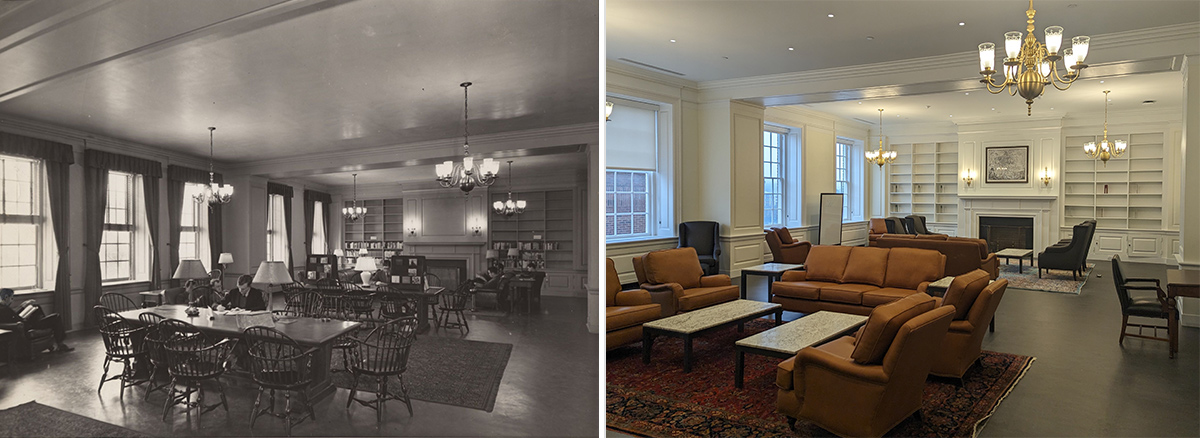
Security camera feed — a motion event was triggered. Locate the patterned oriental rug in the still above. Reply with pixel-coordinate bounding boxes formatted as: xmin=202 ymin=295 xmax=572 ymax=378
xmin=607 ymin=318 xmax=1034 ymax=438
xmin=998 ymin=263 xmax=1094 ymax=294
xmin=0 ymin=401 xmax=153 ymax=437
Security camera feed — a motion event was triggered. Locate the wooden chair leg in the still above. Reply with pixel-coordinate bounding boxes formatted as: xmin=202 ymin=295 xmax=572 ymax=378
xmin=1119 ymin=314 xmax=1129 ymax=345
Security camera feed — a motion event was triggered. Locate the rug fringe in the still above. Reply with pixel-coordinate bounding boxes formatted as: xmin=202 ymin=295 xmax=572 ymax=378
xmin=970 ymin=356 xmax=1037 ymax=438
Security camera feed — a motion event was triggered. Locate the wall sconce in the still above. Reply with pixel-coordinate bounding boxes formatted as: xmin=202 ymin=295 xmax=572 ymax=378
xmin=471 ymin=225 xmax=482 ymax=235
xmin=1040 ymin=167 xmax=1053 ymax=186
xmin=407 ymin=227 xmax=416 ymax=236
xmin=961 ymin=169 xmax=975 ymax=187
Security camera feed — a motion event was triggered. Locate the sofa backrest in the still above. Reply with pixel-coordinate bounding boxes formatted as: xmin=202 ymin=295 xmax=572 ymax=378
xmin=883 ymin=247 xmax=946 ymax=289
xmin=804 ymin=245 xmax=853 ymax=282
xmin=851 ymin=292 xmax=937 ymax=364
xmin=842 ymin=247 xmax=890 ymax=287
xmin=640 ymin=247 xmax=704 ymax=289
xmin=606 ymin=258 xmax=620 ymax=307
xmin=877 ymin=237 xmax=984 ymax=277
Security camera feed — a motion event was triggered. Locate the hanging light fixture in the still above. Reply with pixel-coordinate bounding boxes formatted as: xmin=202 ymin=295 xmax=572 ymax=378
xmin=493 ymin=161 xmax=526 ymax=216
xmin=343 ymin=173 xmax=366 ymax=222
xmin=1083 ymin=90 xmax=1126 ymax=166
xmin=435 ymin=82 xmax=499 ymax=193
xmin=605 ymin=101 xmax=614 ymax=121
xmin=865 ymin=109 xmax=897 ymax=168
xmin=977 ymin=0 xmax=1090 ymax=116
xmin=193 ymin=127 xmax=234 ymax=205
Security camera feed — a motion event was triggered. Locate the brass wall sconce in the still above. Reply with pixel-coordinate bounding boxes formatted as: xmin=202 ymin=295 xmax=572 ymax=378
xmin=471 ymin=225 xmax=482 ymax=235
xmin=407 ymin=227 xmax=416 ymax=236
xmin=961 ymin=169 xmax=976 ymax=187
xmin=1040 ymin=167 xmax=1053 ymax=186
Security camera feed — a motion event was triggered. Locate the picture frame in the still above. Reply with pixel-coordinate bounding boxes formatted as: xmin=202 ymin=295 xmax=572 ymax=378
xmin=985 ymin=145 xmax=1029 ymax=183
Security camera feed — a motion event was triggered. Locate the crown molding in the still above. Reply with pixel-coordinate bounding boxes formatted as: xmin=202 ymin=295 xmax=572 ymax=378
xmin=607 ymin=60 xmax=700 ymax=91
xmin=0 ymin=113 xmax=216 ymax=170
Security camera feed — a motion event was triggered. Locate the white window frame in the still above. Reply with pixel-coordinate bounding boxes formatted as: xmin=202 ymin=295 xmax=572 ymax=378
xmin=0 ymin=155 xmax=43 ymax=290
xmin=606 ymin=169 xmax=654 ymax=239
xmin=835 ymin=137 xmax=865 ymax=222
xmin=267 ymin=193 xmax=289 ymax=268
xmin=179 ymin=183 xmax=211 ymax=270
xmin=604 ymin=95 xmax=675 ymax=243
xmin=101 ymin=171 xmax=137 ymax=283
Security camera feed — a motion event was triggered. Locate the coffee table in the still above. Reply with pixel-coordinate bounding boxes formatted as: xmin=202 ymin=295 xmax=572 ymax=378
xmin=996 ymin=248 xmax=1034 ymax=273
xmin=642 ymin=300 xmax=783 ymax=372
xmin=740 ymin=263 xmax=804 ymax=299
xmin=733 ymin=311 xmax=867 ymax=388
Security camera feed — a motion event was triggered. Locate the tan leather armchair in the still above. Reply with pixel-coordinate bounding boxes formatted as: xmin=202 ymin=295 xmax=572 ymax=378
xmin=764 ymin=227 xmax=812 ymax=264
xmin=606 ymin=258 xmax=661 ymax=350
xmin=633 ymin=247 xmax=739 ymax=317
xmin=776 ymin=293 xmax=955 ymax=437
xmin=925 ymin=270 xmax=1008 ymax=378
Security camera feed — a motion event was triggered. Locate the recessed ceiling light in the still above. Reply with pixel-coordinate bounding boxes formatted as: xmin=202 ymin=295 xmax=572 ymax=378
xmin=858 ymin=101 xmax=863 ymax=104
xmin=949 ymin=115 xmax=953 ymax=117
xmin=896 ymin=114 xmax=901 ymax=117
xmin=1068 ymin=3 xmax=1078 ymax=7
xmin=959 ymin=22 xmax=965 ymax=26
xmin=788 ymin=47 xmax=794 ymax=51
xmin=1099 ymin=80 xmax=1104 ymax=83
xmin=670 ymin=39 xmax=677 ymax=43
xmin=991 ymin=108 xmax=995 ymax=111
xmin=828 ymin=14 xmax=834 ymax=18
xmin=866 ymin=36 xmax=875 ymax=41
xmin=965 ymin=92 xmax=970 ymax=95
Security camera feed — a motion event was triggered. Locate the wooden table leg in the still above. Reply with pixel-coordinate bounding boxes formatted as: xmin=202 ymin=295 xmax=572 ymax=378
xmin=775 ymin=310 xmax=782 ymax=326
xmin=683 ymin=336 xmax=693 ymax=373
xmin=735 ymin=351 xmax=745 ymax=388
xmin=740 ymin=274 xmax=748 ymax=299
xmin=1169 ymin=303 xmax=1179 ymax=359
xmin=642 ymin=331 xmax=653 ymax=364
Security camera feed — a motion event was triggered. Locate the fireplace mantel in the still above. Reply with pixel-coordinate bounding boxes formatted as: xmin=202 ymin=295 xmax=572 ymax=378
xmin=959 ymin=196 xmax=1059 ymax=254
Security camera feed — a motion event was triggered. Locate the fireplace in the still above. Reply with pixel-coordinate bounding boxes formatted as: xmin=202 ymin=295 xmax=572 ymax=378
xmin=425 ymin=259 xmax=467 ymax=291
xmin=979 ymin=217 xmax=1034 ymax=254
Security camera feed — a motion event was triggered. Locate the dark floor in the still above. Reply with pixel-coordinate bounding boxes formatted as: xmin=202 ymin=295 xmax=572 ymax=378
xmin=607 ymin=260 xmax=1200 ymax=437
xmin=0 ymin=296 xmax=599 ymax=437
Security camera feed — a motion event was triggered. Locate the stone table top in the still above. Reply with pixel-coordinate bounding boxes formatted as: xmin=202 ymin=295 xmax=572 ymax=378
xmin=736 ymin=311 xmax=868 ymax=355
xmin=927 ymin=276 xmax=955 ymax=290
xmin=996 ymin=248 xmax=1033 ymax=257
xmin=644 ymin=300 xmax=781 ymax=334
xmin=742 ymin=263 xmax=804 ymax=274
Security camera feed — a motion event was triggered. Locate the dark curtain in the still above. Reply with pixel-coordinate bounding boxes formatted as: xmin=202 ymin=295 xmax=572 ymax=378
xmin=84 ymin=149 xmax=162 ymax=178
xmin=142 ymin=174 xmax=161 ymax=288
xmin=0 ymin=135 xmax=76 ymax=327
xmin=82 ymin=165 xmax=108 ymax=327
xmin=304 ymin=194 xmax=315 ymax=255
xmin=303 ymin=190 xmax=331 ymax=255
xmin=268 ymin=183 xmax=294 ymax=269
xmin=168 ymin=165 xmax=222 ymax=279
xmin=166 ymin=177 xmax=185 ymax=286
xmin=209 ymin=173 xmax=224 ymax=274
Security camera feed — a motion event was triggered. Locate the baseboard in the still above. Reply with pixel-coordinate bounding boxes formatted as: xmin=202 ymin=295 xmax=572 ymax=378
xmin=1182 ymin=312 xmax=1199 ymax=328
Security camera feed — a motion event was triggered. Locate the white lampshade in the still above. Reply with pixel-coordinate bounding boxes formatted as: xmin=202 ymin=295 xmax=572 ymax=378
xmin=463 ymin=155 xmax=474 ymax=170
xmin=1038 ymin=60 xmax=1051 ymax=77
xmin=1004 ymin=31 xmax=1022 ymax=59
xmin=333 ymin=249 xmax=344 ymax=257
xmin=507 ymin=248 xmax=520 ymax=257
xmin=1114 ymin=138 xmax=1128 ymax=153
xmin=978 ymin=42 xmax=995 ymax=71
xmin=218 ymin=252 xmax=234 ymax=264
xmin=493 ymin=200 xmax=503 ymax=210
xmin=486 ymin=249 xmax=499 ymax=259
xmin=436 ymin=161 xmax=454 ymax=178
xmin=605 ymin=101 xmax=614 ymax=119
xmin=354 ymin=257 xmax=378 ymax=272
xmin=1071 ymin=36 xmax=1089 ymax=62
xmin=1063 ymin=48 xmax=1078 ymax=67
xmin=252 ymin=261 xmax=293 ymax=285
xmin=515 ymin=199 xmax=527 ymax=209
xmin=173 ymin=259 xmax=210 ymax=280
xmin=505 ymin=199 xmax=515 ymax=209
xmin=1044 ymin=26 xmax=1063 ymax=54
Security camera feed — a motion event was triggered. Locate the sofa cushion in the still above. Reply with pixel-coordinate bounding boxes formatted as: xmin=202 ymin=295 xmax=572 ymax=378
xmin=643 ymin=247 xmax=704 ymax=289
xmin=916 ymin=234 xmax=949 ymax=240
xmin=776 ymin=227 xmax=795 ymax=244
xmin=606 ymin=304 xmax=661 ymax=331
xmin=842 ymin=247 xmax=890 ymax=287
xmin=941 ymin=269 xmax=991 ymax=320
xmin=884 ymin=247 xmax=945 ymax=290
xmin=816 ymin=334 xmax=857 ymax=359
xmin=819 ymin=283 xmax=879 ymax=305
xmin=677 ymin=285 xmax=739 ymax=312
xmin=861 ymin=287 xmax=919 ymax=307
xmin=850 ymin=293 xmax=936 ymax=364
xmin=805 ymin=245 xmax=853 ymax=282
xmin=771 ymin=281 xmax=836 ymax=300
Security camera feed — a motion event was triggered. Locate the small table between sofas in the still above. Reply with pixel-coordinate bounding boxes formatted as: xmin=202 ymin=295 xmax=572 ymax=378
xmin=1166 ymin=269 xmax=1199 ymax=359
xmin=996 ymin=248 xmax=1034 ymax=273
xmin=733 ymin=311 xmax=867 ymax=388
xmin=739 ymin=263 xmax=804 ymax=299
xmin=642 ymin=300 xmax=782 ymax=372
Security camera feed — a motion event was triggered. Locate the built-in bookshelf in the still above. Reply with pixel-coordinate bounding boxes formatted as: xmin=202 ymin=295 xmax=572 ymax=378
xmin=489 ymin=189 xmax=575 ymax=271
xmin=1062 ymin=133 xmax=1164 ymax=230
xmin=888 ymin=142 xmax=958 ymax=224
xmin=342 ymin=198 xmax=404 ymax=255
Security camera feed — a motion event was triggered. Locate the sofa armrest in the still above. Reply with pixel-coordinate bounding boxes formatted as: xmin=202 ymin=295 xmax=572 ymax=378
xmin=780 ymin=270 xmax=807 ymax=282
xmin=0 ymin=321 xmax=25 ymax=335
xmin=795 ymin=346 xmax=890 ymax=391
xmin=916 ymin=281 xmax=932 ymax=292
xmin=981 ymin=254 xmax=999 ymax=279
xmin=1041 ymin=244 xmax=1073 ymax=255
xmin=700 ymin=275 xmax=732 ymax=287
xmin=643 ymin=283 xmax=684 ymax=316
xmin=614 ymin=289 xmax=653 ymax=306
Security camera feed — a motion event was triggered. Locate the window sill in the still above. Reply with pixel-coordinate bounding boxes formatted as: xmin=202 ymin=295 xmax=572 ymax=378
xmin=12 ymin=288 xmax=53 ymax=296
xmin=606 ymin=236 xmax=677 ymax=248
xmin=102 ymin=280 xmax=151 ymax=289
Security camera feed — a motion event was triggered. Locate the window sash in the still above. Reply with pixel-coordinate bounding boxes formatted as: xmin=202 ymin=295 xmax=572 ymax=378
xmin=835 ymin=141 xmax=852 ymax=220
xmin=764 ymin=130 xmax=786 ymax=227
xmin=0 ymin=155 xmax=42 ymax=289
xmin=605 ymin=169 xmax=652 ymax=239
xmin=100 ymin=171 xmax=137 ymax=283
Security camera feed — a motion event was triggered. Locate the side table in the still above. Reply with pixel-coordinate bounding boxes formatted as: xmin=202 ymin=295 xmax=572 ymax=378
xmin=740 ymin=263 xmax=804 ymax=300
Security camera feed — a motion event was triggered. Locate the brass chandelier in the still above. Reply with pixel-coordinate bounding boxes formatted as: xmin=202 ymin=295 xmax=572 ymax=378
xmin=193 ymin=127 xmax=234 ymax=205
xmin=435 ymin=82 xmax=499 ymax=193
xmin=977 ymin=0 xmax=1090 ymax=116
xmin=1083 ymin=90 xmax=1126 ymax=166
xmin=865 ymin=108 xmax=896 ymax=168
xmin=343 ymin=173 xmax=366 ymax=222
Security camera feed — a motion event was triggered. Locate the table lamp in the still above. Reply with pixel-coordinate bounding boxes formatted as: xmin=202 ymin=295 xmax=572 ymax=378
xmin=354 ymin=256 xmax=378 ymax=285
xmin=173 ymin=259 xmax=211 ymax=316
xmin=217 ymin=252 xmax=234 ymax=275
xmin=486 ymin=249 xmax=499 ymax=260
xmin=252 ymin=260 xmax=293 ymax=312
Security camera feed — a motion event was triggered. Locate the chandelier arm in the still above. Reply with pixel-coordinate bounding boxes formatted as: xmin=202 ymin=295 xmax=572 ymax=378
xmin=981 ymin=77 xmax=1008 ymax=94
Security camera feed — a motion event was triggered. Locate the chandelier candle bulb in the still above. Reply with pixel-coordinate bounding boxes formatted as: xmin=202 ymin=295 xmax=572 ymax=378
xmin=1004 ymin=32 xmax=1022 ymax=59
xmin=978 ymin=43 xmax=995 ymax=71
xmin=1071 ymin=36 xmax=1089 ymax=63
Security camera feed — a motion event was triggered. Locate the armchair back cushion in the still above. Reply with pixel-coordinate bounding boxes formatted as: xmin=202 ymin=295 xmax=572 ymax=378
xmin=804 ymin=246 xmax=853 ymax=283
xmin=884 ymin=248 xmax=946 ymax=289
xmin=851 ymin=292 xmax=936 ymax=364
xmin=941 ymin=269 xmax=991 ymax=320
xmin=869 ymin=218 xmax=888 ymax=234
xmin=679 ymin=221 xmax=719 ymax=256
xmin=641 ymin=247 xmax=704 ymax=289
xmin=842 ymin=247 xmax=890 ymax=287
xmin=775 ymin=227 xmax=795 ymax=244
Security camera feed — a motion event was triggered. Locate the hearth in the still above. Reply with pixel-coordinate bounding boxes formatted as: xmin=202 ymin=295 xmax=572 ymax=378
xmin=979 ymin=217 xmax=1034 ymax=254
xmin=426 ymin=259 xmax=467 ymax=291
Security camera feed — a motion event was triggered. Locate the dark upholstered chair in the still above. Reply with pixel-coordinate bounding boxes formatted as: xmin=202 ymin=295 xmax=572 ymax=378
xmin=1038 ymin=220 xmax=1095 ymax=279
xmin=884 ymin=217 xmax=910 ymax=235
xmin=678 ymin=221 xmax=721 ymax=275
xmin=1111 ymin=255 xmax=1175 ymax=350
xmin=904 ymin=215 xmax=932 ymax=235
xmin=764 ymin=228 xmax=812 ymax=264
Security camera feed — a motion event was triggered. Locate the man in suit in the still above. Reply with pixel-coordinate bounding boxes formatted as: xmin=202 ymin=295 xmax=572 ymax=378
xmin=0 ymin=288 xmax=72 ymax=353
xmin=218 ymin=274 xmax=267 ymax=311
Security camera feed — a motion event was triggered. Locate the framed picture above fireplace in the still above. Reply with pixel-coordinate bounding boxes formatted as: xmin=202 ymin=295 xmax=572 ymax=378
xmin=985 ymin=145 xmax=1028 ymax=183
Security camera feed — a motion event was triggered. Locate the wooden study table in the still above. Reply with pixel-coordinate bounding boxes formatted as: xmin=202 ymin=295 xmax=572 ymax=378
xmin=117 ymin=305 xmax=361 ymax=401
xmin=359 ymin=285 xmax=444 ymax=333
xmin=1166 ymin=269 xmax=1199 ymax=359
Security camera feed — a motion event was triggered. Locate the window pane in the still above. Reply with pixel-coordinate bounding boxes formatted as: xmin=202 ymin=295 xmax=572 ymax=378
xmin=632 ymin=214 xmax=647 ymax=234
xmin=632 ymin=194 xmax=646 ymax=213
xmin=631 ymin=173 xmax=647 ymax=192
xmin=615 ymin=193 xmax=632 ymax=213
xmin=605 ymin=171 xmax=615 ymax=192
xmin=605 ymin=194 xmax=614 ymax=214
xmin=615 ymin=215 xmax=631 ymax=235
xmin=605 ymin=215 xmax=615 ymax=236
xmin=615 ymin=172 xmax=631 ymax=192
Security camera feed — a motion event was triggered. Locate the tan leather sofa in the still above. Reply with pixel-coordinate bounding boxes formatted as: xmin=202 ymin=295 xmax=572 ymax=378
xmin=776 ymin=293 xmax=955 ymax=437
xmin=927 ymin=270 xmax=1009 ymax=378
xmin=764 ymin=227 xmax=812 ymax=264
xmin=770 ymin=245 xmax=946 ymax=315
xmin=633 ymin=247 xmax=739 ymax=317
xmin=874 ymin=234 xmax=999 ymax=279
xmin=605 ymin=258 xmax=661 ymax=350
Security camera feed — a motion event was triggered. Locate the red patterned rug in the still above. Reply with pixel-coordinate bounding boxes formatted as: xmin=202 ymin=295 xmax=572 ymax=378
xmin=607 ymin=318 xmax=1034 ymax=438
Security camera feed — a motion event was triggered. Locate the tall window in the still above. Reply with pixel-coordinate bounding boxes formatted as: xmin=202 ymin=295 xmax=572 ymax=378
xmin=312 ymin=201 xmax=327 ymax=254
xmin=266 ymin=193 xmax=288 ymax=268
xmin=763 ymin=130 xmax=785 ymax=227
xmin=0 ymin=155 xmax=41 ymax=289
xmin=179 ymin=183 xmax=210 ymax=268
xmin=606 ymin=170 xmax=652 ymax=238
xmin=835 ymin=140 xmax=851 ymax=220
xmin=101 ymin=171 xmax=135 ymax=282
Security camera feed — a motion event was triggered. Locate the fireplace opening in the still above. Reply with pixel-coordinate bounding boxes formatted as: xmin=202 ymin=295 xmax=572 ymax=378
xmin=979 ymin=217 xmax=1034 ymax=254
xmin=425 ymin=259 xmax=467 ymax=291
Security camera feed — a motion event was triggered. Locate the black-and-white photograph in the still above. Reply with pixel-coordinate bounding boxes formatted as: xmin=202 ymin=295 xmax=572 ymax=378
xmin=985 ymin=145 xmax=1029 ymax=183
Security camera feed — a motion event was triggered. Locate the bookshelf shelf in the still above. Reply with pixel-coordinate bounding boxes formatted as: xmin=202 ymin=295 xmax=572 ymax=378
xmin=889 ymin=142 xmax=957 ymax=223
xmin=1062 ymin=133 xmax=1165 ymax=230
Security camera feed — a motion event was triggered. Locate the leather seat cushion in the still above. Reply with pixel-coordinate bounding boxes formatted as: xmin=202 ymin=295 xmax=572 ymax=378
xmin=771 ymin=281 xmax=838 ymax=300
xmin=1127 ymin=298 xmax=1171 ymax=318
xmin=941 ymin=270 xmax=991 ymax=320
xmin=850 ymin=293 xmax=936 ymax=364
xmin=819 ymin=283 xmax=879 ymax=305
xmin=842 ymin=247 xmax=890 ymax=287
xmin=805 ymin=246 xmax=853 ymax=282
xmin=815 ymin=334 xmax=856 ymax=359
xmin=861 ymin=287 xmax=918 ymax=307
xmin=606 ymin=304 xmax=661 ymax=331
xmin=644 ymin=248 xmax=704 ymax=288
xmin=678 ymin=286 xmax=739 ymax=311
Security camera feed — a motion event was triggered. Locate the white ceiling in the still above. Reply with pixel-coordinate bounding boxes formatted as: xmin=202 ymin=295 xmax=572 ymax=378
xmin=0 ymin=0 xmax=597 ymax=184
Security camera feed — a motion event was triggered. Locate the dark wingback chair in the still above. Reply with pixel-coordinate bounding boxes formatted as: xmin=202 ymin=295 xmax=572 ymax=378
xmin=884 ymin=217 xmax=910 ymax=235
xmin=1111 ymin=255 xmax=1175 ymax=350
xmin=1038 ymin=220 xmax=1095 ymax=279
xmin=904 ymin=215 xmax=932 ymax=235
xmin=678 ymin=221 xmax=721 ymax=275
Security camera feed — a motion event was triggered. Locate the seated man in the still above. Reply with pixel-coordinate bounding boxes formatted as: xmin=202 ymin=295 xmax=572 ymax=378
xmin=0 ymin=288 xmax=72 ymax=353
xmin=217 ymin=275 xmax=268 ymax=311
xmin=163 ymin=279 xmax=198 ymax=305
